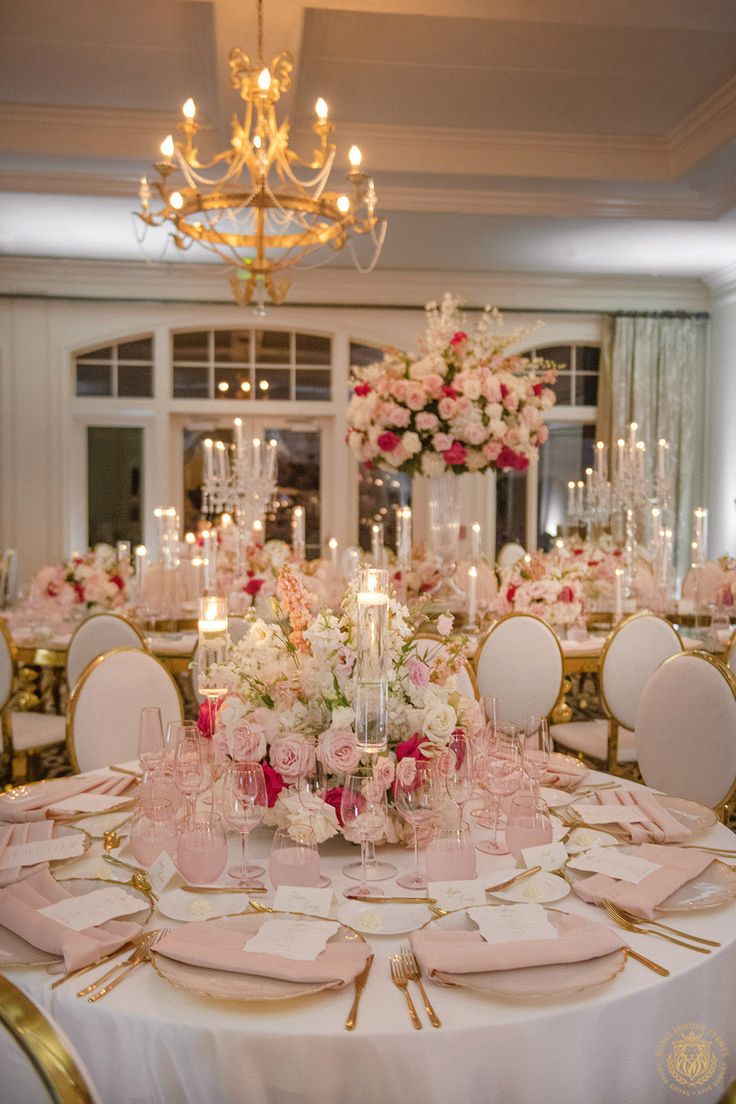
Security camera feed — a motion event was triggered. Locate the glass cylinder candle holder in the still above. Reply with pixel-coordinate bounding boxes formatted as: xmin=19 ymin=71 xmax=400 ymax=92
xmin=396 ymin=508 xmax=412 ymax=567
xmin=198 ymin=596 xmax=229 ymax=699
xmin=291 ymin=506 xmax=306 ymax=562
xmin=355 ymin=567 xmax=390 ymax=754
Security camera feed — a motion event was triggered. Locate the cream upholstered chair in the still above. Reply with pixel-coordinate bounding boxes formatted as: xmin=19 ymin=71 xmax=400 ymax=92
xmin=67 ymin=647 xmax=183 ymax=773
xmin=551 ymin=611 xmax=682 ymax=773
xmin=412 ymin=635 xmax=478 ymax=700
xmin=0 ymin=619 xmax=65 ymax=784
xmin=66 ymin=612 xmax=148 ymax=692
xmin=0 ymin=974 xmax=101 ymax=1104
xmin=473 ymin=613 xmax=563 ymax=726
xmin=497 ymin=542 xmax=526 ymax=571
xmin=636 ymin=651 xmax=736 ymax=818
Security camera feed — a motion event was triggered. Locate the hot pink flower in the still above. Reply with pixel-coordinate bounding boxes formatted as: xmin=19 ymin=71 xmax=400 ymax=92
xmin=443 ymin=441 xmax=467 ymax=466
xmin=449 ymin=331 xmax=467 ymax=346
xmin=263 ymin=763 xmax=285 ymax=808
xmin=197 ymin=698 xmax=222 ymax=740
xmin=244 ymin=577 xmax=264 ymax=596
xmin=395 ymin=733 xmax=429 ymax=761
xmin=377 ymin=431 xmax=401 ymax=452
xmin=354 ymin=382 xmax=371 ymax=396
xmin=558 ymin=586 xmax=575 ymax=603
xmin=324 ymin=786 xmax=347 ymax=826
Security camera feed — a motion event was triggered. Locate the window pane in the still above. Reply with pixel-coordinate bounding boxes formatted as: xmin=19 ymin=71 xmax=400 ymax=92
xmin=577 ymin=345 xmax=600 ymax=373
xmin=496 ymin=470 xmax=527 ymax=549
xmin=537 ymin=422 xmax=596 ymax=545
xmin=350 ymin=341 xmax=385 ymax=368
xmin=255 ymin=330 xmax=290 ymax=365
xmin=87 ymin=427 xmax=142 ymax=546
xmin=173 ymin=331 xmax=208 ymax=362
xmin=77 ymin=346 xmax=113 ymax=362
xmin=173 ymin=364 xmax=209 ymax=399
xmin=76 ymin=363 xmax=112 ymax=397
xmin=215 ymin=367 xmax=253 ymax=399
xmin=118 ymin=364 xmax=153 ymax=398
xmin=535 ymin=345 xmax=572 ymax=372
xmin=576 ymin=374 xmax=599 ymax=406
xmin=265 ymin=429 xmax=321 ymax=557
xmin=214 ymin=330 xmax=250 ymax=364
xmin=295 ymin=333 xmax=331 ymax=365
xmin=255 ymin=368 xmax=290 ymax=400
xmin=118 ymin=338 xmax=153 ymax=361
xmin=295 ymin=368 xmax=331 ymax=401
xmin=552 ymin=373 xmax=572 ymax=405
xmin=359 ymin=467 xmax=411 ymax=553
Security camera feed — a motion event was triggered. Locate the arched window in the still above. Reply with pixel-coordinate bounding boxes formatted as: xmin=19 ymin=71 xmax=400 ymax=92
xmin=75 ymin=336 xmax=153 ymax=398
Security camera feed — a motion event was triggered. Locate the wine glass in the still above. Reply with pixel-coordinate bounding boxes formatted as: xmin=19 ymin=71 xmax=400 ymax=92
xmin=129 ymin=796 xmax=178 ymax=867
xmin=340 ymin=769 xmax=388 ymax=899
xmin=172 ymin=724 xmax=210 ymax=828
xmin=523 ymin=714 xmax=552 ymax=794
xmin=269 ymin=825 xmax=321 ymax=889
xmin=441 ymin=730 xmax=474 ymax=827
xmin=220 ymin=762 xmax=267 ymax=886
xmin=295 ymin=762 xmax=331 ymax=887
xmin=394 ymin=758 xmax=436 ymax=890
xmin=138 ymin=707 xmax=164 ymax=776
xmin=476 ymin=725 xmax=522 ymax=855
xmin=177 ymin=815 xmax=228 ymax=885
xmin=471 ymin=695 xmax=498 ymax=824
xmin=505 ymin=794 xmax=553 ymax=860
xmin=426 ymin=821 xmax=476 ymax=881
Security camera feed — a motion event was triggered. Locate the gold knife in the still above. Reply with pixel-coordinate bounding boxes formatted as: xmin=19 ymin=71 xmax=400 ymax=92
xmin=351 ymin=895 xmax=437 ymax=905
xmin=345 ymin=955 xmax=373 ymax=1030
xmin=485 ymin=865 xmax=542 ymax=894
xmin=180 ymin=884 xmax=268 ymax=894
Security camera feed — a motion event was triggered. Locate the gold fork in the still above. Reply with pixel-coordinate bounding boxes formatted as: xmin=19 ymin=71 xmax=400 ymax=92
xmin=51 ymin=933 xmax=149 ymax=990
xmin=609 ymin=904 xmax=720 ymax=947
xmin=86 ymin=930 xmax=169 ymax=1002
xmin=601 ymin=900 xmax=710 ymax=954
xmin=389 ymin=955 xmax=422 ymax=1029
xmin=77 ymin=931 xmax=160 ymax=997
xmin=400 ymin=944 xmax=440 ymax=1028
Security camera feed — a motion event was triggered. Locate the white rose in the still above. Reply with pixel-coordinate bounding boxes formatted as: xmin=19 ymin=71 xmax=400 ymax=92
xmin=331 ymin=704 xmax=355 ymax=729
xmin=421 ymin=452 xmax=446 ymax=477
xmin=421 ymin=699 xmax=457 ymax=741
xmin=402 ymin=431 xmax=422 ymax=455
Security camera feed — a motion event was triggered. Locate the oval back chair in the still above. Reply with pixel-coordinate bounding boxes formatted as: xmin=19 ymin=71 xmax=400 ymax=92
xmin=67 ymin=613 xmax=147 ymax=693
xmin=473 ymin=613 xmax=563 ymax=727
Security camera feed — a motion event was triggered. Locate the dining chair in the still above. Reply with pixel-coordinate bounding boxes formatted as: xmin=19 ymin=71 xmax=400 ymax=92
xmin=412 ymin=634 xmax=479 ymax=700
xmin=67 ymin=612 xmax=148 ymax=692
xmin=550 ymin=611 xmax=682 ymax=774
xmin=635 ymin=651 xmax=736 ymax=820
xmin=66 ymin=647 xmax=183 ymax=772
xmin=0 ymin=618 xmax=66 ymax=785
xmin=473 ymin=612 xmax=563 ymax=726
xmin=497 ymin=542 xmax=526 ymax=571
xmin=0 ymin=974 xmax=102 ymax=1104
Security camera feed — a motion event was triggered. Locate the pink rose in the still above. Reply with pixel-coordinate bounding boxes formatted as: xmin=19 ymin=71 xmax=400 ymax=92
xmin=269 ymin=733 xmax=316 ymax=782
xmin=443 ymin=441 xmax=467 ymax=466
xmin=483 ymin=440 xmax=502 ymax=462
xmin=464 ymin=422 xmax=488 ymax=446
xmin=373 ymin=756 xmax=395 ymax=789
xmin=406 ymin=655 xmax=430 ymax=688
xmin=391 ymin=379 xmax=409 ymax=402
xmin=432 ymin=432 xmax=453 ymax=453
xmin=318 ymin=727 xmax=361 ymax=774
xmin=559 ymin=586 xmax=574 ymax=603
xmin=422 ymin=374 xmax=444 ymax=398
xmin=377 ymin=431 xmax=401 ymax=452
xmin=415 ymin=411 xmax=439 ymax=432
xmin=438 ymin=397 xmax=457 ymax=420
xmin=406 ymin=385 xmax=426 ymax=411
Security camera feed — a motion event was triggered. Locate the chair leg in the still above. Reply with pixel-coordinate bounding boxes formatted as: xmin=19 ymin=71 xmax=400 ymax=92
xmin=606 ymin=719 xmax=621 ymax=776
xmin=11 ymin=749 xmax=29 ymax=786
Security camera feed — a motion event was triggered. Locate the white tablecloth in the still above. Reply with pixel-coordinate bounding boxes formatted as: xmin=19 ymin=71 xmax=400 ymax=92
xmin=6 ymin=772 xmax=736 ymax=1104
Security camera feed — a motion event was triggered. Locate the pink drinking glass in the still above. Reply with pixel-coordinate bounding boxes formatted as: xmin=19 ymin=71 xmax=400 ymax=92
xmin=505 ymin=795 xmax=553 ymax=860
xmin=426 ymin=821 xmax=477 ymax=881
xmin=176 ymin=816 xmax=228 ymax=885
xmin=268 ymin=825 xmax=321 ymax=889
xmin=129 ymin=797 xmax=178 ymax=868
xmin=476 ymin=726 xmax=522 ymax=855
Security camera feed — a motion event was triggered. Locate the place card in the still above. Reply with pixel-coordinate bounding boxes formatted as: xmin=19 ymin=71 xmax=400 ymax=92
xmin=48 ymin=794 xmax=130 ymax=815
xmin=571 ymin=803 xmax=648 ymax=825
xmin=245 ymin=918 xmax=340 ymax=961
xmin=148 ymin=851 xmax=178 ymax=896
xmin=273 ymin=885 xmax=334 ymax=917
xmin=0 ymin=834 xmax=86 ymax=869
xmin=468 ymin=903 xmax=557 ymax=944
xmin=520 ymin=840 xmax=568 ymax=872
xmin=39 ymin=887 xmax=143 ymax=931
xmin=567 ymin=846 xmax=661 ymax=884
xmin=428 ymin=879 xmax=487 ymax=910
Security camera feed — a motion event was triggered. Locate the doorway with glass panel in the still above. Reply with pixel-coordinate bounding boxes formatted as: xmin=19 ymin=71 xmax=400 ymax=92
xmin=180 ymin=416 xmax=329 ymax=559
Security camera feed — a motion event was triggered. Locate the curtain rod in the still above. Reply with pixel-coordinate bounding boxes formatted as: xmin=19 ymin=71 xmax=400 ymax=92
xmin=0 ymin=293 xmax=710 ymax=318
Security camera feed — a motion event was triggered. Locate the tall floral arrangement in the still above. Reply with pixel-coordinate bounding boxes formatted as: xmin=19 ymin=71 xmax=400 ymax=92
xmin=347 ymin=294 xmax=557 ymax=477
xmin=30 ymin=544 xmax=128 ymax=614
xmin=204 ymin=565 xmax=482 ymax=842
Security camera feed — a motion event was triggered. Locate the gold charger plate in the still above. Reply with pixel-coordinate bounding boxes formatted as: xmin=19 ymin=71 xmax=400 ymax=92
xmin=562 ymin=793 xmax=716 ymax=839
xmin=151 ymin=910 xmax=366 ymax=1003
xmin=422 ymin=906 xmax=626 ymax=999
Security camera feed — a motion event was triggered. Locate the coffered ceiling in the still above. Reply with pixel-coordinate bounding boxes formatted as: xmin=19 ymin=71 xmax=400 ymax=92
xmin=1 ymin=0 xmax=735 ymax=281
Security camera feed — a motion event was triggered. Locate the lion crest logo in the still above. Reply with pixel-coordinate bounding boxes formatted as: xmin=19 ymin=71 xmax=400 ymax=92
xmin=657 ymin=1023 xmax=728 ymax=1096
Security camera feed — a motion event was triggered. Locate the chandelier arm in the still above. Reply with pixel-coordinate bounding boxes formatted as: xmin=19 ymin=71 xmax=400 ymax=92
xmin=276 ymin=151 xmax=335 ymax=193
xmin=345 ymin=220 xmax=388 ymax=274
xmin=175 ymin=150 xmax=247 ymax=191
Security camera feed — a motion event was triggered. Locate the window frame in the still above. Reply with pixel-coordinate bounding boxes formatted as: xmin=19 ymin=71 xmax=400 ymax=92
xmin=74 ymin=335 xmax=154 ymax=400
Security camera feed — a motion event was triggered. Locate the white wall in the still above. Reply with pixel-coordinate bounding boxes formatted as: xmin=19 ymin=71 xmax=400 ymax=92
xmin=0 ymin=257 xmax=711 ymax=582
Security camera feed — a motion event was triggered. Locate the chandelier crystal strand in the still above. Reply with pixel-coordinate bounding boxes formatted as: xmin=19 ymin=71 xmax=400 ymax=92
xmin=135 ymin=0 xmax=385 ymax=309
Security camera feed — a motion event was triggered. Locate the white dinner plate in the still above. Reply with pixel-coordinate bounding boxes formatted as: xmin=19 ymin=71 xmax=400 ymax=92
xmin=562 ymin=793 xmax=717 ymax=840
xmin=158 ymin=886 xmax=254 ymax=923
xmin=336 ymin=900 xmax=430 ymax=935
xmin=564 ymin=827 xmax=620 ymax=854
xmin=490 ymin=871 xmax=570 ymax=904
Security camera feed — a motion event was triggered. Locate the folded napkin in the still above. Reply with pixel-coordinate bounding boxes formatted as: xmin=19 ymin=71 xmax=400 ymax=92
xmin=409 ymin=911 xmax=624 ymax=981
xmin=155 ymin=919 xmax=371 ymax=988
xmin=0 ymin=772 xmax=131 ymax=823
xmin=542 ymin=754 xmax=589 ymax=791
xmin=571 ymin=844 xmax=715 ymax=920
xmin=0 ymin=821 xmax=55 ymax=887
xmin=571 ymin=790 xmax=691 ymax=844
xmin=0 ymin=869 xmax=143 ymax=971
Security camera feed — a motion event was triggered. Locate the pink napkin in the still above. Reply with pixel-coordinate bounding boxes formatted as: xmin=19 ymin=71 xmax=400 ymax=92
xmin=571 ymin=844 xmax=715 ymax=920
xmin=409 ymin=911 xmax=624 ymax=980
xmin=572 ymin=790 xmax=691 ymax=844
xmin=0 ymin=869 xmax=143 ymax=970
xmin=0 ymin=772 xmax=131 ymax=823
xmin=155 ymin=919 xmax=371 ymax=987
xmin=0 ymin=821 xmax=55 ymax=886
xmin=543 ymin=753 xmax=589 ymax=791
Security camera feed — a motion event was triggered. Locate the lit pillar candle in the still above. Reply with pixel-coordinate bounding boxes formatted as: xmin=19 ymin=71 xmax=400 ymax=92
xmin=328 ymin=536 xmax=338 ymax=570
xmin=628 ymin=421 xmax=638 ymax=450
xmin=471 ymin=521 xmax=481 ymax=560
xmin=371 ymin=521 xmax=384 ymax=566
xmin=396 ymin=508 xmax=412 ymax=566
xmin=657 ymin=438 xmax=668 ymax=488
xmin=191 ymin=556 xmax=203 ymax=597
xmin=636 ymin=441 xmax=646 ymax=480
xmin=135 ymin=544 xmax=147 ymax=588
xmin=693 ymin=507 xmax=708 ymax=566
xmin=467 ymin=564 xmax=478 ymax=629
xmin=354 ymin=567 xmax=389 ymax=753
xmin=567 ymin=481 xmax=576 ymax=519
xmin=616 ymin=439 xmax=625 ymax=482
xmin=576 ymin=481 xmax=585 ymax=517
xmin=595 ymin=441 xmax=606 ymax=480
xmin=116 ymin=540 xmax=131 ymax=566
xmin=614 ymin=567 xmax=623 ymax=624
xmin=266 ymin=438 xmax=278 ymax=480
xmin=233 ymin=417 xmax=244 ymax=455
xmin=203 ymin=438 xmax=214 ymax=482
xmin=252 ymin=518 xmax=264 ymax=546
xmin=252 ymin=437 xmax=262 ymax=479
xmin=291 ymin=506 xmax=305 ymax=561
xmin=197 ymin=596 xmax=229 ymax=699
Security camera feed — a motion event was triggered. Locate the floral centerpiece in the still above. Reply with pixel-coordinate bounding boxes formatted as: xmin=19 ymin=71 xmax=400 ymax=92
xmin=201 ymin=565 xmax=482 ymax=843
xmin=560 ymin=536 xmax=622 ymax=606
xmin=216 ymin=530 xmax=293 ymax=618
xmin=493 ymin=547 xmax=586 ymax=630
xmin=346 ymin=294 xmax=557 ymax=478
xmin=30 ymin=544 xmax=129 ymax=614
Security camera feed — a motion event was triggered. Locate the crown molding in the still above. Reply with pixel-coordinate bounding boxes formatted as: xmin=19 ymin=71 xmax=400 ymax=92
xmin=0 ymin=255 xmax=710 ymax=312
xmin=668 ymin=74 xmax=736 ymax=175
xmin=704 ymin=261 xmax=736 ymax=306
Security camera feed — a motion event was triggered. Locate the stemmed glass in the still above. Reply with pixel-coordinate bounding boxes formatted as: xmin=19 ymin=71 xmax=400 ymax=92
xmin=295 ymin=761 xmax=331 ymax=887
xmin=470 ymin=695 xmax=497 ymax=825
xmin=340 ymin=768 xmax=388 ymax=899
xmin=476 ymin=725 xmax=522 ymax=855
xmin=220 ymin=761 xmax=267 ymax=886
xmin=394 ymin=758 xmax=436 ymax=890
xmin=172 ymin=723 xmax=210 ymax=828
xmin=523 ymin=714 xmax=552 ymax=795
xmin=138 ymin=707 xmax=164 ymax=776
xmin=441 ymin=730 xmax=474 ymax=827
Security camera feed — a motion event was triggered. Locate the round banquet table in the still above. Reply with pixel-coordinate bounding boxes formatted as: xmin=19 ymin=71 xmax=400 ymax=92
xmin=5 ymin=770 xmax=736 ymax=1104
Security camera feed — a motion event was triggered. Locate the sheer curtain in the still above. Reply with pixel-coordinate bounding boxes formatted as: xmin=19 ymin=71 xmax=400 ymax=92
xmin=596 ymin=312 xmax=709 ymax=574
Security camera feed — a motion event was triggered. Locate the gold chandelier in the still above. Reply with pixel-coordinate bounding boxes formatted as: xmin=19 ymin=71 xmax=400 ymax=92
xmin=135 ymin=0 xmax=386 ymax=311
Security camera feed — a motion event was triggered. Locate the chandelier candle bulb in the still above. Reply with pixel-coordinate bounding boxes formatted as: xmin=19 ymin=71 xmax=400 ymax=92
xmin=252 ymin=518 xmax=264 ymax=546
xmin=315 ymin=97 xmax=328 ymax=120
xmin=355 ymin=568 xmax=390 ymax=754
xmin=182 ymin=98 xmax=196 ymax=119
xmin=348 ymin=145 xmax=362 ymax=169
